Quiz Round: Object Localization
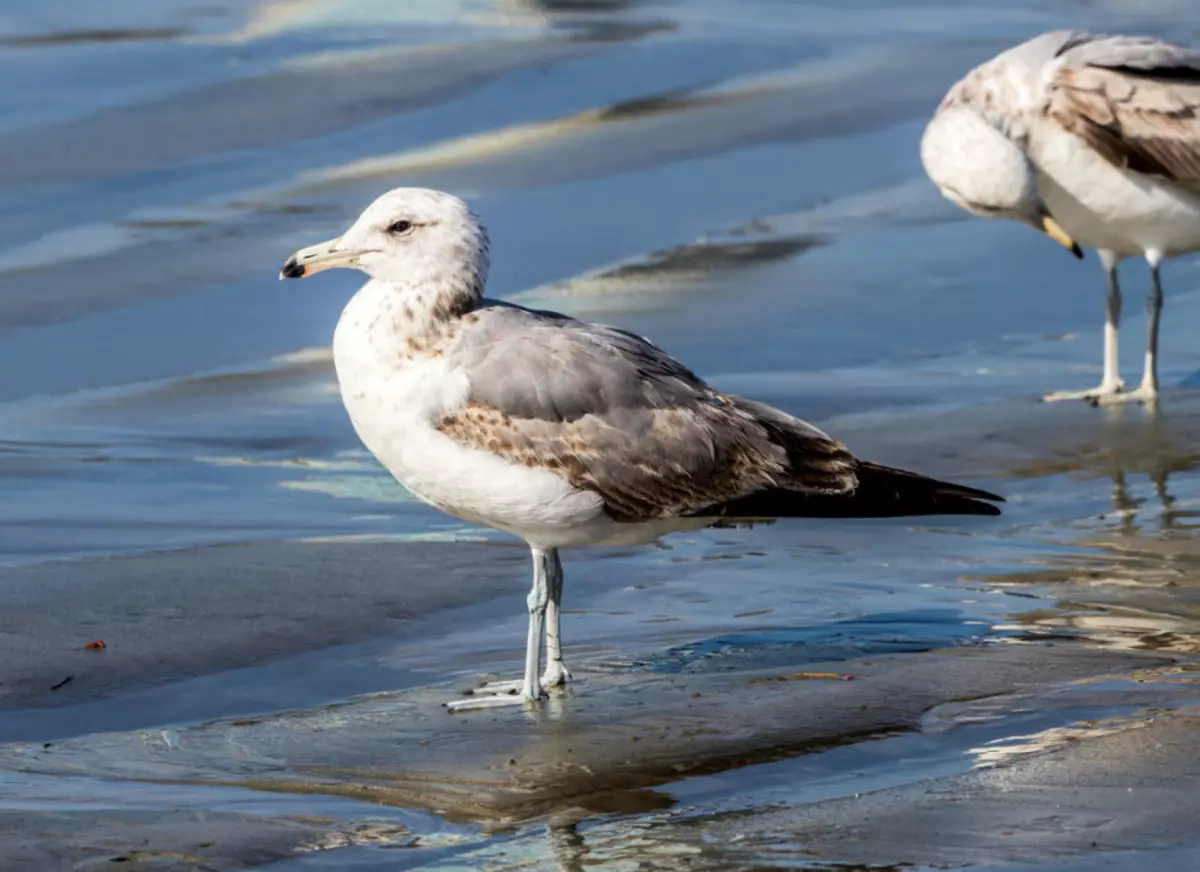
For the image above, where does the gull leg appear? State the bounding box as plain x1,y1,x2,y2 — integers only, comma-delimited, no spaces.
542,549,572,687
446,546,550,712
521,547,550,701
1098,258,1162,407
1100,260,1126,394
1044,253,1126,402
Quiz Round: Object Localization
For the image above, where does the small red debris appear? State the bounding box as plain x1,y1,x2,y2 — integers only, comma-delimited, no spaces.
750,671,855,684
83,640,106,650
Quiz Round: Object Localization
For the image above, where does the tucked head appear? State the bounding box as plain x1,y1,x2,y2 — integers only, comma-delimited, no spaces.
921,107,1082,258
280,187,490,291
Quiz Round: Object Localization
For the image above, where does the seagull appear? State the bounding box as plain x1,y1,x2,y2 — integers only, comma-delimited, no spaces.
280,187,1003,711
922,30,1200,407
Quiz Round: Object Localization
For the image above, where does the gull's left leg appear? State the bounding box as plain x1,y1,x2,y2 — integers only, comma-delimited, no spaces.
1044,251,1126,402
1099,255,1163,407
446,545,550,712
542,548,572,687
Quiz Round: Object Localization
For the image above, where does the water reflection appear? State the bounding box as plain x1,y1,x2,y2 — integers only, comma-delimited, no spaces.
548,822,587,872
967,715,1153,771
516,0,639,10
541,816,913,871
543,819,726,871
990,440,1200,654
224,0,659,43
1109,466,1191,534
1095,409,1197,533
0,28,186,46
496,0,652,37
1085,423,1200,540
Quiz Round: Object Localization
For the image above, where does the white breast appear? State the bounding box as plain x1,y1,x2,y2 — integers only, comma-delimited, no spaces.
1031,120,1200,258
331,282,608,548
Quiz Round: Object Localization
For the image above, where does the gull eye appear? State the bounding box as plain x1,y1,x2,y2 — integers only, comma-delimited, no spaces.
387,220,413,234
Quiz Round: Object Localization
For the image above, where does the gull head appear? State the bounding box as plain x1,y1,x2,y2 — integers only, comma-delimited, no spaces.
280,188,490,291
921,107,1083,259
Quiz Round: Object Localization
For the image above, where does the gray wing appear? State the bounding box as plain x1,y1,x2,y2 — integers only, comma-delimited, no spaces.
438,303,856,523
1048,34,1200,187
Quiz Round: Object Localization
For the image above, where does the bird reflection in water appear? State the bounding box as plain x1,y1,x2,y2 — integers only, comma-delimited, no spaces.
1102,410,1198,535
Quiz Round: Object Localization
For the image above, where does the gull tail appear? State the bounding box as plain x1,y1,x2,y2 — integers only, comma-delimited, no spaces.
707,461,1003,520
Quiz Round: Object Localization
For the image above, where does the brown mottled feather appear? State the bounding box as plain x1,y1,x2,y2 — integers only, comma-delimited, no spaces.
1048,38,1200,189
437,397,857,523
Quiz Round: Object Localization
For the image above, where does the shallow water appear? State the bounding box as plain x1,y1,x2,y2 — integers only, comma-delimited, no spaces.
4,1,1200,869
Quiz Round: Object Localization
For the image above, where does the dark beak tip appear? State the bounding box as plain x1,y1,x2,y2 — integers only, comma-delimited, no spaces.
1072,243,1085,260
280,257,306,280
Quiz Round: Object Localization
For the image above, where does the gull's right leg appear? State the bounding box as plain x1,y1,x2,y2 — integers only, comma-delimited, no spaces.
1097,256,1163,407
1044,251,1127,402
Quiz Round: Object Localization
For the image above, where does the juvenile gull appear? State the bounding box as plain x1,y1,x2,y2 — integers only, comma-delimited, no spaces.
280,187,1003,711
922,30,1200,406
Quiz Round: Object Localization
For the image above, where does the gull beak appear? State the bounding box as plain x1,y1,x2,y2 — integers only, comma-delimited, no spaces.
279,238,371,279
1041,215,1084,259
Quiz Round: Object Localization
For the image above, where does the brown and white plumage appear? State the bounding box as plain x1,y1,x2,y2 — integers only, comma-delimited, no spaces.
280,187,1003,709
923,30,1200,406
1048,36,1200,186
437,304,998,524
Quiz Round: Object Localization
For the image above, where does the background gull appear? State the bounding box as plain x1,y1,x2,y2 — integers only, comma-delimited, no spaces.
922,30,1200,407
281,187,1003,711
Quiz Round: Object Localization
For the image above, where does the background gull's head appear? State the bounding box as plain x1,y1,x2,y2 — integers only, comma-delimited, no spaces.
921,106,1082,258
280,187,491,293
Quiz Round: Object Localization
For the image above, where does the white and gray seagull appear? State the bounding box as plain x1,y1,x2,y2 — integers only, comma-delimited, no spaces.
922,30,1200,406
281,187,1003,711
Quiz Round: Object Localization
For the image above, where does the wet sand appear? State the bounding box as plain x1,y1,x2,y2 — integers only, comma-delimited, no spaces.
0,645,1172,869
0,540,531,719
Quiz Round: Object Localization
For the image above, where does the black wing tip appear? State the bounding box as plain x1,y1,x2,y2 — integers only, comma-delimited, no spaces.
944,495,1003,517
703,463,1006,521
940,482,1005,505
699,485,1005,521
855,461,1005,509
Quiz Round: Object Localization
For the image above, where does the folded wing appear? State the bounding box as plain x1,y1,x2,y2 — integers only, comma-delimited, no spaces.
439,304,1001,522
1049,35,1200,189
